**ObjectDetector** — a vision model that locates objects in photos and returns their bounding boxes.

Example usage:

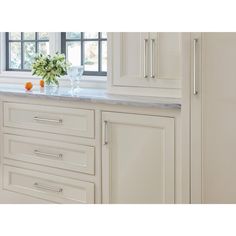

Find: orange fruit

[39,79,44,88]
[25,82,33,91]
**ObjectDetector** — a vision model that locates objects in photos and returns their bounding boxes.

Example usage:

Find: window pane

[61,32,107,75]
[24,32,35,40]
[84,32,98,39]
[9,42,21,69]
[102,41,107,71]
[38,32,49,40]
[66,42,81,66]
[38,42,49,55]
[23,42,36,70]
[66,32,81,40]
[84,41,98,71]
[101,32,107,38]
[7,32,50,71]
[9,32,21,40]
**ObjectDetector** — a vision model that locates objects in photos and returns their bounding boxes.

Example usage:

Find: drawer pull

[34,150,63,159]
[104,120,108,145]
[143,39,149,78]
[150,38,155,78]
[193,38,198,95]
[34,182,63,193]
[33,116,63,124]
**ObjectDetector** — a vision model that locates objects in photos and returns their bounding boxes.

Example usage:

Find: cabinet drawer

[4,134,95,175]
[3,165,95,203]
[4,102,94,138]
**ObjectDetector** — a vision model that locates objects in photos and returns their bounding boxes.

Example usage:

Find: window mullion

[35,32,38,53]
[98,32,102,72]
[21,32,24,70]
[61,32,66,55]
[5,33,9,71]
[81,32,84,67]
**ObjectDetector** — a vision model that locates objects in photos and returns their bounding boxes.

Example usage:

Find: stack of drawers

[2,102,97,203]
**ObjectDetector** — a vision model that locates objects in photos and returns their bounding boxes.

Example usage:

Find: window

[4,32,108,78]
[6,32,49,71]
[61,32,107,76]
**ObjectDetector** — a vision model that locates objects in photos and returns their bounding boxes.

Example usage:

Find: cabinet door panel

[111,32,150,87]
[156,32,182,80]
[102,112,175,203]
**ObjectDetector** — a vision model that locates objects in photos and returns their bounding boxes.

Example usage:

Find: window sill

[0,71,107,89]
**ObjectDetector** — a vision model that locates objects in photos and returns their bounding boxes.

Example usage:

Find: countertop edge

[0,88,181,110]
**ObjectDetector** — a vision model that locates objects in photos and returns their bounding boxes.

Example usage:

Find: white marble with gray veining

[0,84,181,109]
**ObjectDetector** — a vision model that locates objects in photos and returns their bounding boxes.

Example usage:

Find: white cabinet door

[102,112,175,203]
[111,32,150,87]
[191,33,236,203]
[149,32,182,81]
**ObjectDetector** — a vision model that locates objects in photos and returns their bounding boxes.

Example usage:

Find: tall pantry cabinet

[190,33,236,203]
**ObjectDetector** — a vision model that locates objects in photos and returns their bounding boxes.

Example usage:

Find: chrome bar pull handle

[193,38,198,95]
[144,39,148,78]
[34,150,63,159]
[150,39,155,78]
[33,116,63,124]
[104,120,108,145]
[34,182,63,193]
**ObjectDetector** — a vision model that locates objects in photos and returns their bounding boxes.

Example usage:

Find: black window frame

[61,32,107,76]
[6,32,49,71]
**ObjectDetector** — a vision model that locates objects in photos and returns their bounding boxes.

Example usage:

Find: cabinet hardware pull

[193,38,198,95]
[33,116,63,124]
[144,39,148,78]
[150,39,155,78]
[104,120,108,145]
[34,182,63,193]
[34,150,63,159]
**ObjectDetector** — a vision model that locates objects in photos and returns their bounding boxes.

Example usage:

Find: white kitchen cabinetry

[0,99,100,204]
[102,112,175,203]
[0,94,185,203]
[108,32,182,98]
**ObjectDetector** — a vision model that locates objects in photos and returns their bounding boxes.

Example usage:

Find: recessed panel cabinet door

[149,32,182,82]
[102,112,175,203]
[111,32,150,87]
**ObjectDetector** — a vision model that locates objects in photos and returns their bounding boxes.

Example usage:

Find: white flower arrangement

[32,53,71,86]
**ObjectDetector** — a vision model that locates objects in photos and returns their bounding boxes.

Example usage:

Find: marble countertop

[0,84,181,109]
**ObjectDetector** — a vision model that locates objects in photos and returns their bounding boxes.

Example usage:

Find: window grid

[61,32,107,76]
[6,32,49,71]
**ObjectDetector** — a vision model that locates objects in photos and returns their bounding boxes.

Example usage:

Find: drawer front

[4,102,94,138]
[3,165,95,203]
[4,134,95,175]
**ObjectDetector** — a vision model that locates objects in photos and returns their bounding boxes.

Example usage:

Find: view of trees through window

[6,32,49,70]
[6,32,107,76]
[61,32,107,76]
